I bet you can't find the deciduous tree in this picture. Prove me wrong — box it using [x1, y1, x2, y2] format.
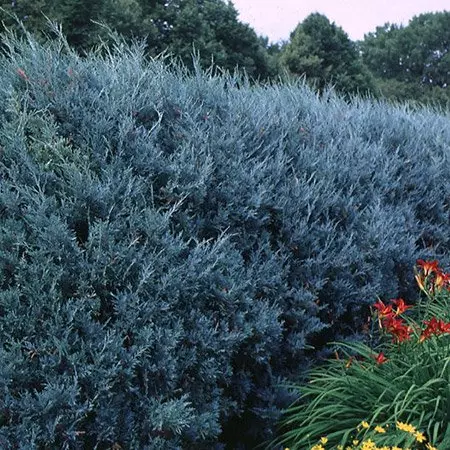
[281, 13, 375, 95]
[360, 12, 450, 108]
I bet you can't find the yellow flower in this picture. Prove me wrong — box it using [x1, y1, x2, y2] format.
[396, 421, 416, 434]
[337, 446, 344, 450]
[425, 444, 438, 450]
[320, 437, 328, 444]
[360, 421, 370, 429]
[310, 445, 324, 450]
[374, 425, 386, 433]
[392, 447, 402, 450]
[352, 440, 359, 446]
[415, 431, 426, 443]
[361, 439, 377, 450]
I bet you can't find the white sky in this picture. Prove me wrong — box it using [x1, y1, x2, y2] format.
[231, 0, 449, 43]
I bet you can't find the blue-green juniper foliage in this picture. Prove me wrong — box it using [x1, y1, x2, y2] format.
[0, 28, 449, 448]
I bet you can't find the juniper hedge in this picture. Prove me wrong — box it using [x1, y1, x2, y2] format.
[0, 28, 449, 449]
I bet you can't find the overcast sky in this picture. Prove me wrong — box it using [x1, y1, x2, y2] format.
[231, 0, 449, 43]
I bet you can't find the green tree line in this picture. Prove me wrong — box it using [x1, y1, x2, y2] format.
[0, 0, 279, 79]
[360, 11, 450, 108]
[1, 1, 448, 108]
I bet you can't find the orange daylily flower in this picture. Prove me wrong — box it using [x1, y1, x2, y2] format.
[373, 300, 393, 319]
[420, 317, 450, 342]
[392, 298, 412, 315]
[416, 259, 440, 276]
[382, 315, 412, 343]
[434, 271, 450, 290]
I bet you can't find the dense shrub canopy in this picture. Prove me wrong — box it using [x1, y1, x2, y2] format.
[0, 30, 449, 448]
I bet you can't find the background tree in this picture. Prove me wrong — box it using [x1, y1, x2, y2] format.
[360, 11, 450, 108]
[260, 38, 283, 81]
[0, 0, 275, 79]
[130, 0, 275, 79]
[280, 13, 376, 96]
[0, 0, 144, 49]
[54, 0, 109, 50]
[0, 0, 49, 36]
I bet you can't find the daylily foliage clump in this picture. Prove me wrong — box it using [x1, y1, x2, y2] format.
[274, 261, 450, 450]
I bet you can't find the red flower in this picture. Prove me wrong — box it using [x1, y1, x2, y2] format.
[374, 352, 388, 365]
[434, 271, 450, 290]
[392, 326, 412, 343]
[374, 298, 411, 318]
[415, 260, 450, 293]
[382, 315, 412, 343]
[416, 259, 440, 276]
[420, 317, 450, 342]
[373, 300, 393, 319]
[392, 298, 412, 315]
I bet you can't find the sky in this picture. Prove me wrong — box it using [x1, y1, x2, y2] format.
[231, 0, 449, 43]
